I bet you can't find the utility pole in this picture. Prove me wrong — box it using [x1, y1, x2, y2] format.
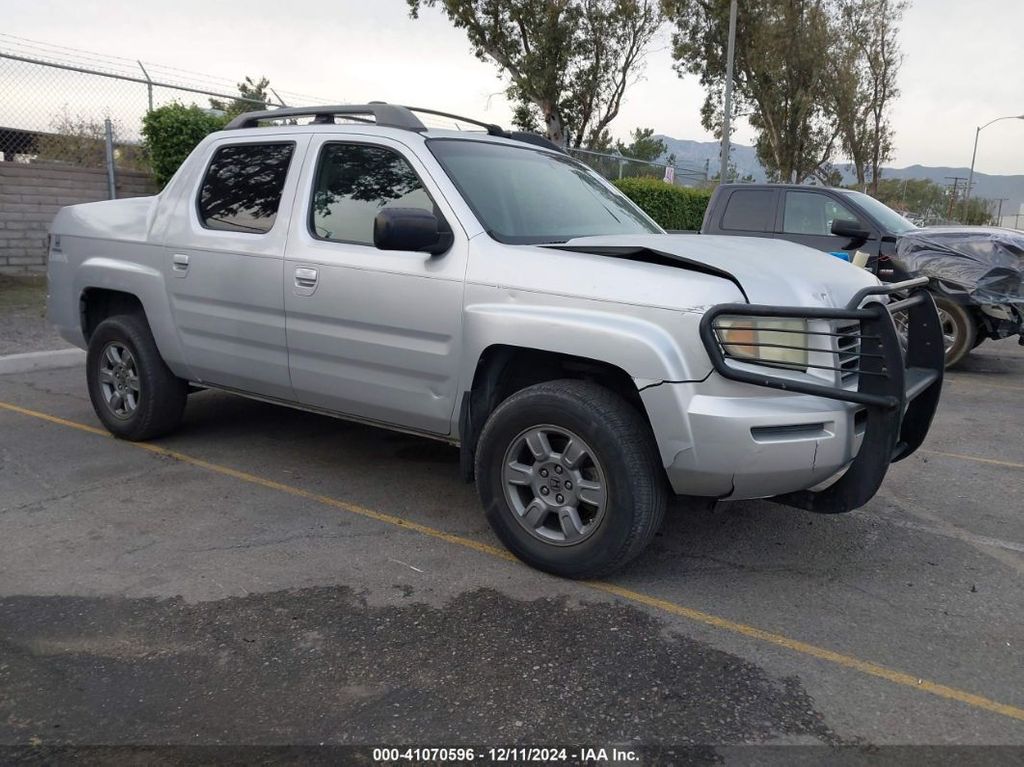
[994, 198, 1008, 227]
[719, 0, 738, 184]
[945, 176, 968, 220]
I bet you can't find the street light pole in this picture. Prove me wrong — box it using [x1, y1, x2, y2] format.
[719, 0, 738, 184]
[963, 114, 1024, 220]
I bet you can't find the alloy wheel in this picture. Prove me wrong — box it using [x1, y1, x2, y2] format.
[97, 342, 141, 419]
[501, 425, 608, 546]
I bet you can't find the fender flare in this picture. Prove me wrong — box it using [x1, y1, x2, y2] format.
[461, 303, 707, 387]
[75, 257, 192, 379]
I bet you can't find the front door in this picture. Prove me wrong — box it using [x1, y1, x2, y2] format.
[778, 190, 875, 260]
[283, 136, 466, 435]
[163, 136, 308, 399]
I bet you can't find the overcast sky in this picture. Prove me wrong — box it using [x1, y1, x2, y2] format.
[6, 0, 1024, 174]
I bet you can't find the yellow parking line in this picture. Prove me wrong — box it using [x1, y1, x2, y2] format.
[2, 398, 1023, 724]
[920, 449, 1024, 471]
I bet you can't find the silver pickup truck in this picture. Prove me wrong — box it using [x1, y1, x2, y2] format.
[47, 103, 945, 577]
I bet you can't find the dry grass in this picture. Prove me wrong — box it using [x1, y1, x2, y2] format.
[0, 274, 48, 315]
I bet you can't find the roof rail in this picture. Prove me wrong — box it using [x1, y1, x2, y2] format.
[403, 106, 505, 136]
[223, 101, 567, 154]
[224, 103, 427, 131]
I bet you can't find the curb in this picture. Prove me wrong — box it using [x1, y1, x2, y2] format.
[0, 348, 86, 375]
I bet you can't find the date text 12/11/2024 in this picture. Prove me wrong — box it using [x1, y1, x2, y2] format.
[372, 747, 640, 762]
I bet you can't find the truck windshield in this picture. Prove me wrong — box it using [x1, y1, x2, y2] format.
[427, 139, 662, 244]
[838, 190, 918, 235]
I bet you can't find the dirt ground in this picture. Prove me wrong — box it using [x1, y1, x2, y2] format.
[0, 275, 71, 355]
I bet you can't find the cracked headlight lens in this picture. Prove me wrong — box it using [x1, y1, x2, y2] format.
[717, 317, 809, 370]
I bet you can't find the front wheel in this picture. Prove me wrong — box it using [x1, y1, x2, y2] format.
[933, 296, 976, 368]
[892, 292, 976, 369]
[475, 380, 667, 578]
[86, 313, 188, 440]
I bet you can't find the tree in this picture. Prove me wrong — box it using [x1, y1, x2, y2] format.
[834, 0, 906, 194]
[407, 1, 663, 148]
[35, 109, 113, 168]
[868, 177, 993, 224]
[142, 103, 227, 186]
[871, 177, 946, 218]
[961, 197, 994, 226]
[663, 0, 839, 184]
[209, 76, 273, 118]
[827, 16, 873, 188]
[616, 127, 668, 162]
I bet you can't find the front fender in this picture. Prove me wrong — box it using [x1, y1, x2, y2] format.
[461, 298, 712, 389]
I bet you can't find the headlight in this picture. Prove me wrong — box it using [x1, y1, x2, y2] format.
[716, 317, 809, 370]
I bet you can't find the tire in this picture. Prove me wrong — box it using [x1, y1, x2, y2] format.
[86, 313, 188, 440]
[934, 296, 976, 368]
[475, 379, 667, 578]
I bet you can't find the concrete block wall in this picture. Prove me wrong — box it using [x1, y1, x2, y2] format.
[0, 162, 157, 274]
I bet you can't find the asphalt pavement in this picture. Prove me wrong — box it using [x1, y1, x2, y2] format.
[0, 338, 1022, 755]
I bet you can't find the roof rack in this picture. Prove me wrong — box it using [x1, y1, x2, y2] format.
[224, 103, 426, 131]
[223, 102, 567, 154]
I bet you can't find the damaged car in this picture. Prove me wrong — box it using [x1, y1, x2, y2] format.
[46, 103, 944, 577]
[889, 228, 1024, 366]
[701, 184, 1024, 366]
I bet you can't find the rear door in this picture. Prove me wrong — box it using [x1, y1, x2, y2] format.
[163, 135, 309, 399]
[282, 135, 467, 435]
[707, 187, 779, 238]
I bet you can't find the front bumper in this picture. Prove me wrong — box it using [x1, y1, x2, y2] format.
[645, 278, 944, 512]
[643, 380, 867, 500]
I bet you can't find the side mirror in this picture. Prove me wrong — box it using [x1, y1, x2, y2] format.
[831, 218, 871, 243]
[373, 208, 452, 256]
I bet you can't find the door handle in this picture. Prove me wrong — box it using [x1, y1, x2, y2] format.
[171, 253, 190, 277]
[294, 267, 319, 295]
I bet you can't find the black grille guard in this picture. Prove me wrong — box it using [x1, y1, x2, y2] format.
[698, 277, 944, 513]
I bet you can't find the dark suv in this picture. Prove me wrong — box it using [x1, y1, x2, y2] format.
[701, 184, 1024, 366]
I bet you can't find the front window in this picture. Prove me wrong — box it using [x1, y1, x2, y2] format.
[839, 190, 918, 235]
[310, 143, 436, 245]
[427, 139, 661, 244]
[783, 191, 861, 236]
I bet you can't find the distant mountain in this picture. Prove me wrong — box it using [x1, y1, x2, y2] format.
[655, 135, 1024, 223]
[850, 165, 1024, 222]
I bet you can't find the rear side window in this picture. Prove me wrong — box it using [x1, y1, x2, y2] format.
[720, 189, 774, 232]
[197, 143, 295, 234]
[310, 143, 434, 245]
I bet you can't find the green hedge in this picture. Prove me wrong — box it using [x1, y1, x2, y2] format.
[141, 104, 227, 187]
[613, 177, 711, 231]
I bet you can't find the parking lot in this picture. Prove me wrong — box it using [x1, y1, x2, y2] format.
[1, 336, 1022, 749]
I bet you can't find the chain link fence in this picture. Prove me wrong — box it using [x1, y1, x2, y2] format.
[0, 50, 312, 172]
[568, 147, 709, 189]
[1, 39, 709, 190]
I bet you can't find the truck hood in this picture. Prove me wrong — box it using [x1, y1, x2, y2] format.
[561, 233, 880, 308]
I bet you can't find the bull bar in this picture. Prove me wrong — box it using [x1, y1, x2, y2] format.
[698, 277, 944, 513]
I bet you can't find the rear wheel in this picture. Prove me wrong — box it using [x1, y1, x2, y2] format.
[475, 380, 666, 578]
[86, 314, 188, 440]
